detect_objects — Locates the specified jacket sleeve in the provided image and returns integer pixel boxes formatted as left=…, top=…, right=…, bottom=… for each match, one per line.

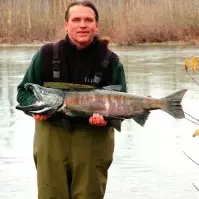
left=16, top=50, right=43, bottom=106
left=111, top=59, right=127, bottom=92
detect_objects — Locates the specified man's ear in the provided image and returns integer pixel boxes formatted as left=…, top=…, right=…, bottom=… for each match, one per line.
left=64, top=22, right=68, bottom=32
left=95, top=22, right=99, bottom=33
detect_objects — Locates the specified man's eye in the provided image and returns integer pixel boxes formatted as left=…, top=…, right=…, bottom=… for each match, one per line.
left=72, top=18, right=80, bottom=22
left=85, top=18, right=94, bottom=22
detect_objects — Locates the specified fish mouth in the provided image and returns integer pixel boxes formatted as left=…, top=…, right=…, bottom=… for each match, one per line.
left=16, top=101, right=57, bottom=115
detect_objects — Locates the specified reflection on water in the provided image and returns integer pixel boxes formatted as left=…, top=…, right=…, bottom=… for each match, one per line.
left=0, top=45, right=199, bottom=198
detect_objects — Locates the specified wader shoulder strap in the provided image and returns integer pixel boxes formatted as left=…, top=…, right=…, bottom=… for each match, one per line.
left=52, top=42, right=60, bottom=81
left=93, top=50, right=118, bottom=85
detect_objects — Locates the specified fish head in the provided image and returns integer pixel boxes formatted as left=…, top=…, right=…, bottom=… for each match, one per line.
left=24, top=83, right=64, bottom=108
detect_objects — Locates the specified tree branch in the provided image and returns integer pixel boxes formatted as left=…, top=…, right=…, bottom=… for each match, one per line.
left=183, top=151, right=199, bottom=166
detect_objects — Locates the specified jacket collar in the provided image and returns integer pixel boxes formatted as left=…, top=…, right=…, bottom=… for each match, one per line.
left=64, top=35, right=98, bottom=51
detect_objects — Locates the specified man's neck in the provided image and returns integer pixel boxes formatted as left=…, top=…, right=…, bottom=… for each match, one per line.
left=67, top=36, right=94, bottom=50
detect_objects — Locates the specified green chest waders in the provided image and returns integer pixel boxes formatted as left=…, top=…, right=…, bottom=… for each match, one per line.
left=34, top=120, right=114, bottom=199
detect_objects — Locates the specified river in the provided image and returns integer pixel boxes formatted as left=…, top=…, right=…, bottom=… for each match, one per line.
left=0, top=44, right=199, bottom=199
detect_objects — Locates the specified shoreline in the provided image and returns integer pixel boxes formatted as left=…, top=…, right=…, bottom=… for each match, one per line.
left=0, top=39, right=199, bottom=47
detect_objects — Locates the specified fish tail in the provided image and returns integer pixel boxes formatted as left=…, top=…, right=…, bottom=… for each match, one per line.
left=162, top=89, right=187, bottom=119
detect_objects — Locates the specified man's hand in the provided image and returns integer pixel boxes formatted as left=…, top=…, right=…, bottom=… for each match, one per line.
left=32, top=114, right=50, bottom=121
left=89, top=113, right=107, bottom=126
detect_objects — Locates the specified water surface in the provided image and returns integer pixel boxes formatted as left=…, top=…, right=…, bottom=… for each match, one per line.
left=0, top=44, right=199, bottom=199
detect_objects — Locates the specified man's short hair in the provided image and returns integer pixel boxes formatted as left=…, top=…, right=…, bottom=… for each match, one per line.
left=65, top=0, right=99, bottom=22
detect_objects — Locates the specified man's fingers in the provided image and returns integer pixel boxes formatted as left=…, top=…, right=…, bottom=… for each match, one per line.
left=40, top=115, right=49, bottom=120
left=89, top=113, right=107, bottom=126
left=32, top=114, right=49, bottom=120
left=33, top=114, right=39, bottom=120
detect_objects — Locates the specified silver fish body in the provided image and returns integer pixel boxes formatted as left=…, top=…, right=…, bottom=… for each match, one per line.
left=16, top=83, right=187, bottom=130
left=63, top=90, right=165, bottom=117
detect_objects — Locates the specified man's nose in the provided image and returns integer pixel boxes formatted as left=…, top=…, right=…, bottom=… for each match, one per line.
left=79, top=20, right=86, bottom=27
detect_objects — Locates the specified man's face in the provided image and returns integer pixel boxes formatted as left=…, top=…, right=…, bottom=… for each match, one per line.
left=64, top=5, right=99, bottom=49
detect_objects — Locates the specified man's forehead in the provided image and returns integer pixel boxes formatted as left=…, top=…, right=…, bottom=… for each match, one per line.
left=68, top=5, right=95, bottom=19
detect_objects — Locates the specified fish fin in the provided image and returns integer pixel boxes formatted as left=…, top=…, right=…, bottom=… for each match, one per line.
left=62, top=109, right=79, bottom=117
left=132, top=111, right=150, bottom=126
left=163, top=106, right=185, bottom=119
left=162, top=89, right=187, bottom=119
left=109, top=119, right=123, bottom=132
left=101, top=85, right=122, bottom=91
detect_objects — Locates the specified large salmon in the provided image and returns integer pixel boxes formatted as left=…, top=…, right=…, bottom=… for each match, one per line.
left=16, top=83, right=187, bottom=131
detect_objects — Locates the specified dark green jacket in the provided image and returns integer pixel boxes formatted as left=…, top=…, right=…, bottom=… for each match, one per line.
left=17, top=38, right=127, bottom=106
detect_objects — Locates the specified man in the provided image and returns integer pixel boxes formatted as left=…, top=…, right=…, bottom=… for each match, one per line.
left=17, top=1, right=126, bottom=199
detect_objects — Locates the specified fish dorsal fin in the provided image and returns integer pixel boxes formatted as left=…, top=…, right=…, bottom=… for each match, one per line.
left=102, top=85, right=122, bottom=91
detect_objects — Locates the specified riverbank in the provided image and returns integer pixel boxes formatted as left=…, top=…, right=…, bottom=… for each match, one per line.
left=1, top=0, right=199, bottom=48
left=1, top=38, right=199, bottom=47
